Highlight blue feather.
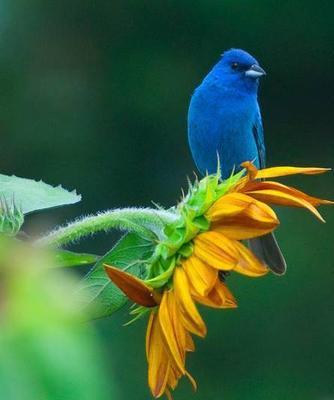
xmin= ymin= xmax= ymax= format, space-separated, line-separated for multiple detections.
xmin=252 ymin=104 xmax=266 ymax=169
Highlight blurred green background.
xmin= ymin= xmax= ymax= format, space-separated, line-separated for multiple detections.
xmin=1 ymin=1 xmax=334 ymax=399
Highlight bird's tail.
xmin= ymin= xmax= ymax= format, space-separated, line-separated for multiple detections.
xmin=249 ymin=232 xmax=287 ymax=275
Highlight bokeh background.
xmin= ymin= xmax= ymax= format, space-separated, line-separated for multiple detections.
xmin=1 ymin=1 xmax=334 ymax=399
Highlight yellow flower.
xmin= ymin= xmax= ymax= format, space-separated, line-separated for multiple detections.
xmin=104 ymin=162 xmax=333 ymax=399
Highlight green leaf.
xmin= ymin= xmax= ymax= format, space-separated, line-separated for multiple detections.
xmin=0 ymin=174 xmax=81 ymax=214
xmin=52 ymin=249 xmax=98 ymax=268
xmin=76 ymin=232 xmax=155 ymax=320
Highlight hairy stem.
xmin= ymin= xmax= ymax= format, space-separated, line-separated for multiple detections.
xmin=36 ymin=208 xmax=178 ymax=248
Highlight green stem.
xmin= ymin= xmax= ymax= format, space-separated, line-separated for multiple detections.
xmin=36 ymin=207 xmax=178 ymax=248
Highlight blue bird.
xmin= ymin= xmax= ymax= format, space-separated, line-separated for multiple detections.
xmin=188 ymin=48 xmax=286 ymax=274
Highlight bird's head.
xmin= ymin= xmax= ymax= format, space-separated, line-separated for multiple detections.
xmin=214 ymin=48 xmax=266 ymax=93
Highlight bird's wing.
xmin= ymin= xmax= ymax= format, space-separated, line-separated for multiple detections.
xmin=252 ymin=105 xmax=266 ymax=168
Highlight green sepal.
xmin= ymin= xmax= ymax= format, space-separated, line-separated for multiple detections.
xmin=216 ymin=169 xmax=245 ymax=197
xmin=186 ymin=175 xmax=218 ymax=215
xmin=178 ymin=242 xmax=193 ymax=258
xmin=124 ymin=306 xmax=151 ymax=326
xmin=192 ymin=215 xmax=210 ymax=230
xmin=0 ymin=198 xmax=24 ymax=235
xmin=158 ymin=226 xmax=185 ymax=259
xmin=145 ymin=257 xmax=176 ymax=288
xmin=52 ymin=249 xmax=99 ymax=268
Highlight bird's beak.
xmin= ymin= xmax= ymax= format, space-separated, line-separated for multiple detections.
xmin=245 ymin=64 xmax=266 ymax=78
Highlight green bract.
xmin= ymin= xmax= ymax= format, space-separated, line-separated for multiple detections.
xmin=156 ymin=171 xmax=243 ymax=259
xmin=144 ymin=170 xmax=244 ymax=289
xmin=0 ymin=198 xmax=24 ymax=235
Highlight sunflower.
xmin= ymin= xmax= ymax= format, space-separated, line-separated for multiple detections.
xmin=105 ymin=162 xmax=332 ymax=399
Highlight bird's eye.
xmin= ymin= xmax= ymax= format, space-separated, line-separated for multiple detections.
xmin=231 ymin=62 xmax=239 ymax=70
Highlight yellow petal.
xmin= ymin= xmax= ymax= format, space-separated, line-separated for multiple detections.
xmin=209 ymin=198 xmax=279 ymax=240
xmin=146 ymin=310 xmax=155 ymax=360
xmin=233 ymin=240 xmax=268 ymax=277
xmin=104 ymin=264 xmax=157 ymax=307
xmin=173 ymin=267 xmax=207 ymax=338
xmin=244 ymin=188 xmax=326 ymax=222
xmin=166 ymin=358 xmax=197 ymax=394
xmin=185 ymin=331 xmax=195 ymax=352
xmin=193 ymin=242 xmax=235 ymax=270
xmin=194 ymin=280 xmax=237 ymax=309
xmin=212 ymin=219 xmax=278 ymax=240
xmin=185 ymin=371 xmax=197 ymax=392
xmin=161 ymin=293 xmax=196 ymax=395
xmin=243 ymin=180 xmax=334 ymax=206
xmin=167 ymin=365 xmax=179 ymax=391
xmin=158 ymin=291 xmax=185 ymax=375
xmin=167 ymin=290 xmax=187 ymax=363
xmin=165 ymin=389 xmax=173 ymax=400
xmin=206 ymin=192 xmax=259 ymax=221
xmin=146 ymin=311 xmax=170 ymax=398
xmin=194 ymin=231 xmax=240 ymax=270
xmin=236 ymin=163 xmax=332 ymax=192
xmin=241 ymin=161 xmax=259 ymax=180
xmin=255 ymin=165 xmax=331 ymax=180
xmin=182 ymin=256 xmax=217 ymax=297
xmin=240 ymin=161 xmax=331 ymax=180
